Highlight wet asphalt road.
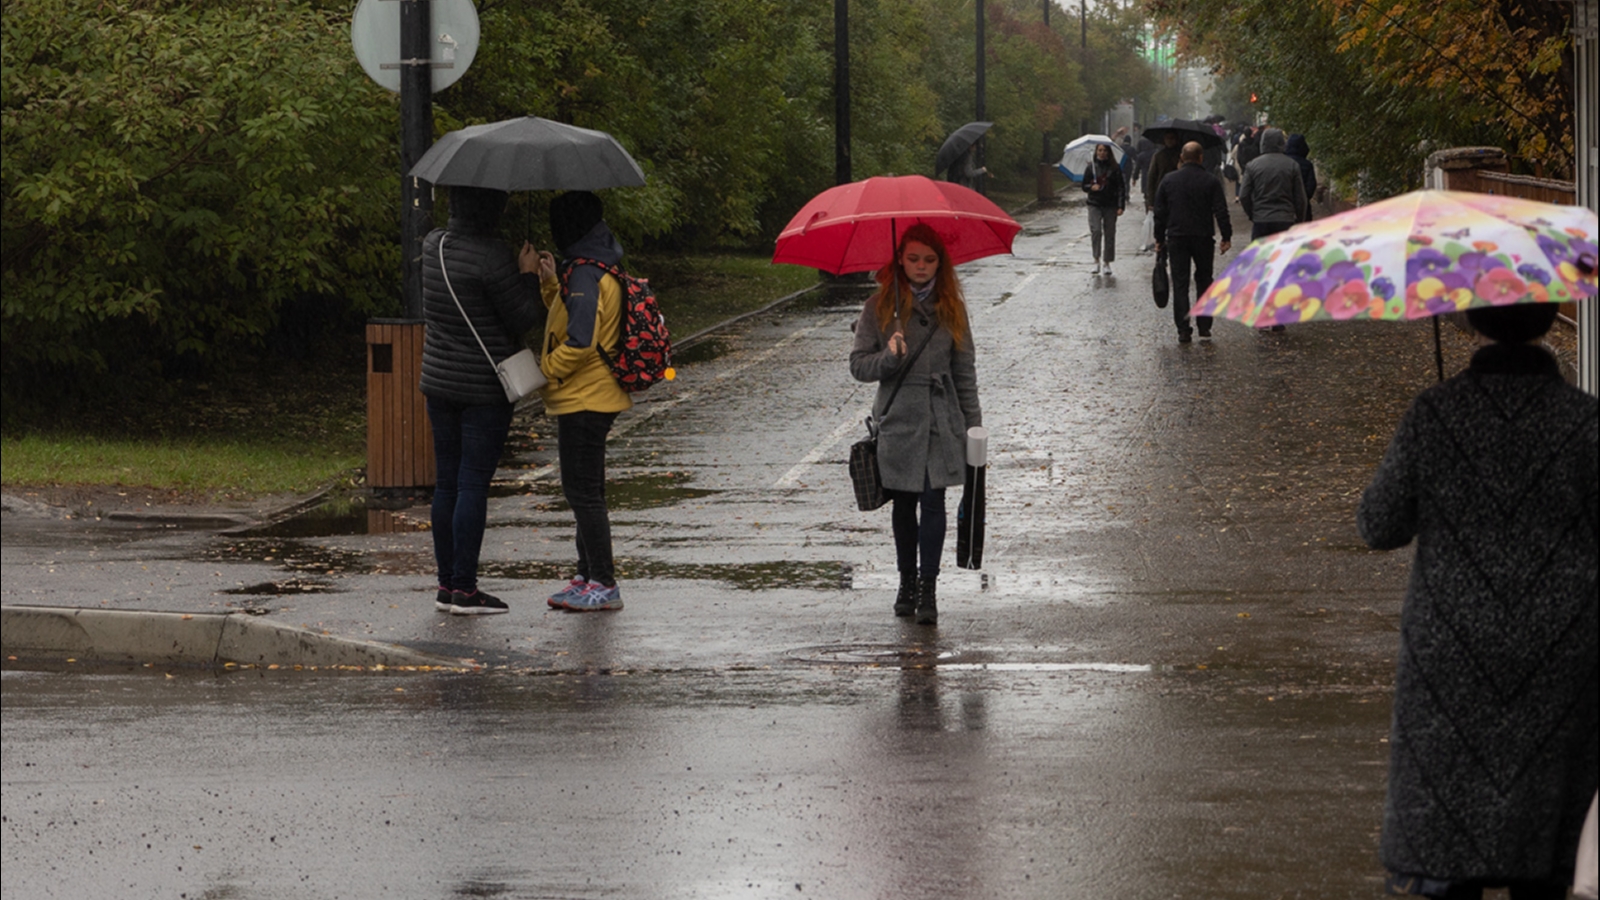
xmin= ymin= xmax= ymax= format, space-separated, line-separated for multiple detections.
xmin=2 ymin=196 xmax=1477 ymax=898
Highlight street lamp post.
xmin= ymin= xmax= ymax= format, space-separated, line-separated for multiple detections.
xmin=399 ymin=0 xmax=432 ymax=319
xmin=834 ymin=0 xmax=850 ymax=186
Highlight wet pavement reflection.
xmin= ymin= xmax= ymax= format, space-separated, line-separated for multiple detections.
xmin=4 ymin=196 xmax=1470 ymax=897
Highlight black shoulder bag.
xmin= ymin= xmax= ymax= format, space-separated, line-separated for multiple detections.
xmin=849 ymin=321 xmax=938 ymax=511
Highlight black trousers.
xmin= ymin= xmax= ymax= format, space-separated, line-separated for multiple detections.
xmin=889 ymin=475 xmax=947 ymax=578
xmin=1167 ymin=235 xmax=1215 ymax=336
xmin=557 ymin=410 xmax=619 ymax=586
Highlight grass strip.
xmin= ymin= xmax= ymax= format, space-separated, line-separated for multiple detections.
xmin=0 ymin=434 xmax=360 ymax=496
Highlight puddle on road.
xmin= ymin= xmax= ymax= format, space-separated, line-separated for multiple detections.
xmin=673 ymin=336 xmax=734 ymax=366
xmin=511 ymin=470 xmax=717 ymax=512
xmin=244 ymin=495 xmax=430 ymax=538
xmin=222 ymin=578 xmax=337 ymax=596
xmin=790 ymin=643 xmax=961 ymax=667
xmin=200 ymin=537 xmax=847 ymax=592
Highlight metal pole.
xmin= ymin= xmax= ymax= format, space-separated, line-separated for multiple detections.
xmin=399 ymin=0 xmax=433 ymax=319
xmin=976 ymin=0 xmax=986 ymax=194
xmin=1041 ymin=0 xmax=1050 ymax=163
xmin=834 ymin=0 xmax=851 ymax=185
xmin=1079 ymin=0 xmax=1088 ymax=138
xmin=972 ymin=0 xmax=985 ymax=196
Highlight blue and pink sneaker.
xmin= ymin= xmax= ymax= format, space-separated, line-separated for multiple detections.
xmin=562 ymin=581 xmax=622 ymax=612
xmin=546 ymin=577 xmax=589 ymax=609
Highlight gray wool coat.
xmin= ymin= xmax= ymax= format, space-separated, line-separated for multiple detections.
xmin=849 ymin=290 xmax=982 ymax=493
xmin=1358 ymin=343 xmax=1598 ymax=883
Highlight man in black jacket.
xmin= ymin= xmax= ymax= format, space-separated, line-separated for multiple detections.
xmin=1154 ymin=142 xmax=1232 ymax=343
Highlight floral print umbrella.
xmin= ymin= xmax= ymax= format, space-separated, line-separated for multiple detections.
xmin=1192 ymin=190 xmax=1598 ymax=328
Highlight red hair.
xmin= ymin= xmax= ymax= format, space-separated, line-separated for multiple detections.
xmin=871 ymin=223 xmax=970 ymax=350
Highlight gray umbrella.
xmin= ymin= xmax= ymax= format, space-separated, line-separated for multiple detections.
xmin=934 ymin=121 xmax=993 ymax=175
xmin=407 ymin=116 xmax=646 ymax=191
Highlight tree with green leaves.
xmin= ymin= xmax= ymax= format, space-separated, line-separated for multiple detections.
xmin=1142 ymin=0 xmax=1575 ymax=199
xmin=2 ymin=0 xmax=399 ymax=397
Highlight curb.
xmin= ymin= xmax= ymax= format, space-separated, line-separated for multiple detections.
xmin=0 ymin=605 xmax=466 ymax=671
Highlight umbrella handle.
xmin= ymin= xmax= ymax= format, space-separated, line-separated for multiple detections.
xmin=1432 ymin=316 xmax=1445 ymax=382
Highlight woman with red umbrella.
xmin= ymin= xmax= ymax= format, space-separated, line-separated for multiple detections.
xmin=848 ymin=223 xmax=984 ymax=626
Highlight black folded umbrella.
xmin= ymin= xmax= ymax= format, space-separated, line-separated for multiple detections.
xmin=956 ymin=427 xmax=988 ymax=570
xmin=956 ymin=464 xmax=986 ymax=570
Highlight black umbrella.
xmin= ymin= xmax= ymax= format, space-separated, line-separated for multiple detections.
xmin=934 ymin=121 xmax=994 ymax=175
xmin=407 ymin=116 xmax=646 ymax=191
xmin=1143 ymin=118 xmax=1225 ymax=149
xmin=956 ymin=427 xmax=988 ymax=570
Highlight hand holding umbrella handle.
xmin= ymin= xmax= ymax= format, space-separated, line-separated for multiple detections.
xmin=887 ymin=331 xmax=907 ymax=357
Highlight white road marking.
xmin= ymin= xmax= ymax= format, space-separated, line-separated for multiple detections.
xmin=773 ymin=411 xmax=870 ymax=488
xmin=514 ymin=322 xmax=829 ymax=482
xmin=940 ymin=663 xmax=1152 ymax=673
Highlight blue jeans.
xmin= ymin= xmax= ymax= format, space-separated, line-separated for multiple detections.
xmin=427 ymin=397 xmax=513 ymax=593
xmin=890 ymin=475 xmax=947 ymax=577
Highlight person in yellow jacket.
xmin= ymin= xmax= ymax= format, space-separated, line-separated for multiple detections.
xmin=533 ymin=191 xmax=632 ymax=612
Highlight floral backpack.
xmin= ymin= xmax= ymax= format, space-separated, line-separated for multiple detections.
xmin=561 ymin=257 xmax=674 ymax=392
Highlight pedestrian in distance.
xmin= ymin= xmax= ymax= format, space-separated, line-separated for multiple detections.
xmin=1240 ymin=127 xmax=1310 ymax=334
xmin=1240 ymin=127 xmax=1309 ymax=241
xmin=420 ymin=186 xmax=546 ymax=616
xmin=1084 ymin=143 xmax=1128 ymax=276
xmin=1153 ymin=141 xmax=1232 ymax=343
xmin=1233 ymin=125 xmax=1262 ymax=199
xmin=533 ymin=191 xmax=633 ymax=612
xmin=948 ymin=145 xmax=988 ymax=193
xmin=1284 ymin=133 xmax=1318 ymax=213
xmin=1142 ymin=129 xmax=1183 ymax=215
xmin=849 ymin=223 xmax=983 ymax=626
xmin=1118 ymin=135 xmax=1137 ymax=188
xmin=1358 ymin=302 xmax=1598 ymax=900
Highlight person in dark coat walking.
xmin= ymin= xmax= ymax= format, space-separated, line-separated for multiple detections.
xmin=1153 ymin=142 xmax=1232 ymax=343
xmin=1142 ymin=130 xmax=1183 ymax=212
xmin=1082 ymin=143 xmax=1128 ymax=276
xmin=420 ymin=186 xmax=544 ymax=615
xmin=1284 ymin=133 xmax=1317 ymax=212
xmin=1359 ymin=302 xmax=1599 ymax=900
xmin=849 ymin=223 xmax=983 ymax=626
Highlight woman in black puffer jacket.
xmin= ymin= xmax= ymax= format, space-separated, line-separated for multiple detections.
xmin=419 ymin=186 xmax=544 ymax=616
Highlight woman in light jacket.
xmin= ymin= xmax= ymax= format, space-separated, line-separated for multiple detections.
xmin=849 ymin=223 xmax=983 ymax=625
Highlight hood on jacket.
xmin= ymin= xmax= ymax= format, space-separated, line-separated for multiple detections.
xmin=447 ymin=186 xmax=509 ymax=234
xmin=1285 ymin=133 xmax=1310 ymax=158
xmin=1259 ymin=128 xmax=1288 ymax=154
xmin=563 ymin=220 xmax=624 ymax=267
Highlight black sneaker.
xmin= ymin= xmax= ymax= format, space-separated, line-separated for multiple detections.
xmin=1178 ymin=331 xmax=1193 ymax=344
xmin=449 ymin=590 xmax=509 ymax=616
xmin=1197 ymin=325 xmax=1211 ymax=339
xmin=435 ymin=587 xmax=454 ymax=612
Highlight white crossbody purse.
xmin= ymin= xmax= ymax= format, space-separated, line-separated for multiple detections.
xmin=438 ymin=234 xmax=545 ymax=403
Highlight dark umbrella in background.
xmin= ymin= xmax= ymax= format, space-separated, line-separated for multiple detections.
xmin=1142 ymin=118 xmax=1226 ymax=149
xmin=934 ymin=121 xmax=994 ymax=175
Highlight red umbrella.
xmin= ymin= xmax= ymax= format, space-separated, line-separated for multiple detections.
xmin=773 ymin=175 xmax=1021 ymax=275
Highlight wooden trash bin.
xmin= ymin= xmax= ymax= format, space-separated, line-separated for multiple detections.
xmin=366 ymin=319 xmax=434 ymax=489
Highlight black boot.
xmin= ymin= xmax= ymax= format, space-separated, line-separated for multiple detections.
xmin=893 ymin=572 xmax=917 ymax=617
xmin=914 ymin=575 xmax=938 ymax=625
